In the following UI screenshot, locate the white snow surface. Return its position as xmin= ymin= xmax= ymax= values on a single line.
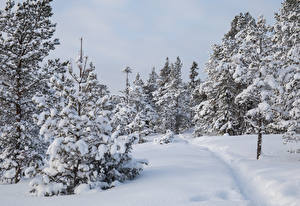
xmin=1 ymin=133 xmax=300 ymax=206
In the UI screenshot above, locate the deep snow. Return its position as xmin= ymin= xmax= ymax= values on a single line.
xmin=1 ymin=133 xmax=300 ymax=206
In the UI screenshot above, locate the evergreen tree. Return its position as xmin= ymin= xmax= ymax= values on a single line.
xmin=127 ymin=73 xmax=158 ymax=140
xmin=283 ymin=71 xmax=300 ymax=149
xmin=30 ymin=47 xmax=144 ymax=196
xmin=144 ymin=67 xmax=158 ymax=103
xmin=193 ymin=45 xmax=222 ymax=136
xmin=194 ymin=32 xmax=243 ymax=136
xmin=122 ymin=66 xmax=132 ymax=104
xmin=189 ymin=61 xmax=200 ymax=91
xmin=0 ymin=0 xmax=58 ymax=183
xmin=234 ymin=16 xmax=275 ymax=158
xmin=242 ymin=74 xmax=274 ymax=159
xmin=193 ymin=80 xmax=216 ymax=136
xmin=154 ymin=57 xmax=190 ymax=134
xmin=111 ymin=99 xmax=136 ymax=136
xmin=189 ymin=61 xmax=201 ymax=124
xmin=234 ymin=16 xmax=275 ymax=134
xmin=270 ymin=0 xmax=300 ymax=133
xmin=153 ymin=58 xmax=172 ymax=133
xmin=213 ymin=69 xmax=241 ymax=135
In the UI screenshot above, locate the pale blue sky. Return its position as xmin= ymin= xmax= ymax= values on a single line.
xmin=0 ymin=0 xmax=283 ymax=93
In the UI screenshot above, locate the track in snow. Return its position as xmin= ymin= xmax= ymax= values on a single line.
xmin=1 ymin=141 xmax=255 ymax=206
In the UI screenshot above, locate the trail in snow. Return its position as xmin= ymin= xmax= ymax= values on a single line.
xmin=1 ymin=141 xmax=253 ymax=206
xmin=191 ymin=134 xmax=300 ymax=206
xmin=195 ymin=145 xmax=267 ymax=206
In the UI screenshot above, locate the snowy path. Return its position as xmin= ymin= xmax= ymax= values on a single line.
xmin=1 ymin=141 xmax=254 ymax=206
xmin=131 ymin=142 xmax=252 ymax=206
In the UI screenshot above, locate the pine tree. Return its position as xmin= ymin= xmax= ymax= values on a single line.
xmin=189 ymin=61 xmax=200 ymax=91
xmin=234 ymin=16 xmax=275 ymax=157
xmin=270 ymin=0 xmax=300 ymax=134
xmin=213 ymin=69 xmax=241 ymax=135
xmin=193 ymin=45 xmax=222 ymax=136
xmin=153 ymin=58 xmax=172 ymax=133
xmin=127 ymin=73 xmax=158 ymax=140
xmin=193 ymin=80 xmax=216 ymax=136
xmin=242 ymin=74 xmax=274 ymax=159
xmin=279 ymin=0 xmax=300 ymax=148
xmin=171 ymin=57 xmax=191 ymax=133
xmin=194 ymin=38 xmax=242 ymax=136
xmin=158 ymin=57 xmax=171 ymax=88
xmin=122 ymin=66 xmax=132 ymax=104
xmin=283 ymin=71 xmax=300 ymax=149
xmin=153 ymin=57 xmax=190 ymax=134
xmin=144 ymin=67 xmax=158 ymax=103
xmin=0 ymin=0 xmax=58 ymax=183
xmin=30 ymin=45 xmax=144 ymax=196
xmin=234 ymin=16 xmax=276 ymax=134
xmin=189 ymin=61 xmax=201 ymax=125
xmin=111 ymin=99 xmax=136 ymax=136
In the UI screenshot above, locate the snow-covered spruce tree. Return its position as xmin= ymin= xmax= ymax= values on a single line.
xmin=242 ymin=74 xmax=274 ymax=160
xmin=189 ymin=61 xmax=201 ymax=125
xmin=0 ymin=0 xmax=58 ymax=183
xmin=283 ymin=69 xmax=300 ymax=151
xmin=127 ymin=73 xmax=159 ymax=141
xmin=269 ymin=0 xmax=300 ymax=134
xmin=153 ymin=57 xmax=190 ymax=134
xmin=232 ymin=16 xmax=275 ymax=159
xmin=222 ymin=13 xmax=258 ymax=135
xmin=193 ymin=45 xmax=222 ymax=136
xmin=144 ymin=67 xmax=159 ymax=105
xmin=213 ymin=69 xmax=242 ymax=136
xmin=30 ymin=49 xmax=144 ymax=196
xmin=194 ymin=40 xmax=242 ymax=136
xmin=110 ymin=67 xmax=137 ymax=136
xmin=111 ymin=98 xmax=136 ymax=136
xmin=171 ymin=58 xmax=191 ymax=133
xmin=193 ymin=79 xmax=215 ymax=136
xmin=196 ymin=13 xmax=279 ymax=138
xmin=152 ymin=57 xmax=172 ymax=133
xmin=234 ymin=16 xmax=276 ymax=134
xmin=122 ymin=66 xmax=132 ymax=104
xmin=189 ymin=61 xmax=200 ymax=91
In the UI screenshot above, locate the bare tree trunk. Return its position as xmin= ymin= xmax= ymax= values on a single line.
xmin=257 ymin=126 xmax=262 ymax=160
xmin=175 ymin=96 xmax=180 ymax=134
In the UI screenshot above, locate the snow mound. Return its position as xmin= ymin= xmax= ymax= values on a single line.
xmin=153 ymin=130 xmax=174 ymax=144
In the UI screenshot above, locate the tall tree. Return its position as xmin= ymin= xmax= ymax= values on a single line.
xmin=127 ymin=73 xmax=158 ymax=140
xmin=0 ymin=0 xmax=58 ymax=183
xmin=283 ymin=72 xmax=300 ymax=150
xmin=189 ymin=61 xmax=200 ymax=91
xmin=144 ymin=67 xmax=158 ymax=103
xmin=193 ymin=12 xmax=254 ymax=136
xmin=189 ymin=61 xmax=201 ymax=124
xmin=122 ymin=66 xmax=132 ymax=104
xmin=154 ymin=57 xmax=190 ymax=134
xmin=270 ymin=0 xmax=300 ymax=133
xmin=276 ymin=0 xmax=300 ymax=148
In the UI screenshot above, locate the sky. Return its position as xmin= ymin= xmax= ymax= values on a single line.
xmin=0 ymin=0 xmax=283 ymax=94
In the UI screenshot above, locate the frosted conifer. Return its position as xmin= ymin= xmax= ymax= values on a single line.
xmin=0 ymin=0 xmax=58 ymax=183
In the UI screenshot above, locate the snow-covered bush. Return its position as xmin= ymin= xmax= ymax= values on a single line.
xmin=154 ymin=130 xmax=175 ymax=144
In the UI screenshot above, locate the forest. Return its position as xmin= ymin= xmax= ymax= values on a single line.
xmin=0 ymin=0 xmax=299 ymax=203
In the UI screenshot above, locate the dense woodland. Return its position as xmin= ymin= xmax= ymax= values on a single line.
xmin=0 ymin=0 xmax=299 ymax=196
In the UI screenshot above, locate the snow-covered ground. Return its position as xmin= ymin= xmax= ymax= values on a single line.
xmin=191 ymin=134 xmax=300 ymax=206
xmin=1 ymin=133 xmax=300 ymax=206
